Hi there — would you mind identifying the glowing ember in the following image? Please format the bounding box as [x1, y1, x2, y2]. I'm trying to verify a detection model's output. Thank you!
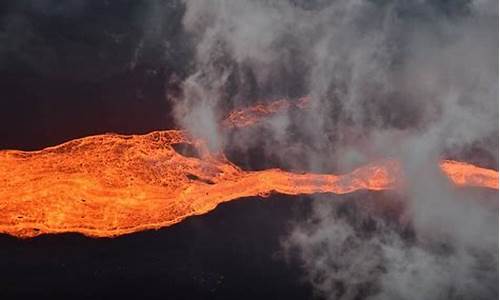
[0, 129, 497, 238]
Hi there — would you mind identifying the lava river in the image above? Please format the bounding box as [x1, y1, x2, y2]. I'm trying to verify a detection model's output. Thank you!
[0, 98, 498, 238]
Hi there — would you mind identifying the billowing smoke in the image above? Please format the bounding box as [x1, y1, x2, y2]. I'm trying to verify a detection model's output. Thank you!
[174, 0, 497, 170]
[168, 0, 498, 299]
[284, 189, 498, 299]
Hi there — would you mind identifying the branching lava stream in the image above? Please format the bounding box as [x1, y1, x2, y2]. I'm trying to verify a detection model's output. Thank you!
[0, 98, 498, 238]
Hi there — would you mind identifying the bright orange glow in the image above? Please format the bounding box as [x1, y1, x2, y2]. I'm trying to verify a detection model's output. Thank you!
[222, 96, 311, 128]
[440, 160, 498, 189]
[0, 129, 497, 238]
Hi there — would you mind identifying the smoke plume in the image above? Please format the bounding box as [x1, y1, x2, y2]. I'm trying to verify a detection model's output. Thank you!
[170, 0, 498, 299]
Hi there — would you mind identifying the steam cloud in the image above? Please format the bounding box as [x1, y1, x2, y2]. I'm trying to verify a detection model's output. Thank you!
[172, 0, 498, 299]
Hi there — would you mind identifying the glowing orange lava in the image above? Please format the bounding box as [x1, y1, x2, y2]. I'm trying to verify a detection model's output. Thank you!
[222, 96, 311, 128]
[0, 97, 497, 238]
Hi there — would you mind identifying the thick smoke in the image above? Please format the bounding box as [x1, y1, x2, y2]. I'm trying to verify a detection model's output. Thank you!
[175, 0, 497, 170]
[284, 189, 498, 299]
[171, 0, 498, 299]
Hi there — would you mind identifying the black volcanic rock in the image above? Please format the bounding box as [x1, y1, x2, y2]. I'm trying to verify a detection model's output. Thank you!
[0, 195, 316, 300]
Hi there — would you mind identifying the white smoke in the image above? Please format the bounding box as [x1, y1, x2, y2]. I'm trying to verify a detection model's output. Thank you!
[169, 0, 498, 298]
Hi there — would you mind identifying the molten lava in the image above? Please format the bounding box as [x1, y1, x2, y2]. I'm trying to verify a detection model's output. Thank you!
[0, 97, 497, 238]
[0, 129, 497, 238]
[222, 96, 311, 128]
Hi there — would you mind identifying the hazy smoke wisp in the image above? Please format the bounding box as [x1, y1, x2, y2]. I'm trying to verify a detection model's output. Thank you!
[172, 1, 498, 299]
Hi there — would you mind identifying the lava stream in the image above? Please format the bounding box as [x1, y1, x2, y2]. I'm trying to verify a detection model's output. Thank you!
[0, 130, 497, 238]
[222, 96, 311, 128]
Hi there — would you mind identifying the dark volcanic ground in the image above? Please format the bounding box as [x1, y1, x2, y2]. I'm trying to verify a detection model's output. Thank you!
[0, 191, 413, 300]
[0, 195, 315, 300]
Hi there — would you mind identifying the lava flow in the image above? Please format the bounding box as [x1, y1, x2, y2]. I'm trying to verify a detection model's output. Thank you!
[222, 96, 311, 128]
[0, 129, 497, 238]
[0, 98, 498, 238]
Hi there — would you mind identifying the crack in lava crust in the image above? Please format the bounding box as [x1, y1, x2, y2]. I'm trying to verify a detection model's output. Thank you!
[0, 128, 497, 238]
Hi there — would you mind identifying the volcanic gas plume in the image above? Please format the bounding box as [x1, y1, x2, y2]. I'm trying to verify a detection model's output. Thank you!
[0, 98, 497, 238]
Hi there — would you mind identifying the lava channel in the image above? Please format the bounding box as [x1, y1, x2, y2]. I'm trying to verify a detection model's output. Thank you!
[0, 129, 497, 238]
